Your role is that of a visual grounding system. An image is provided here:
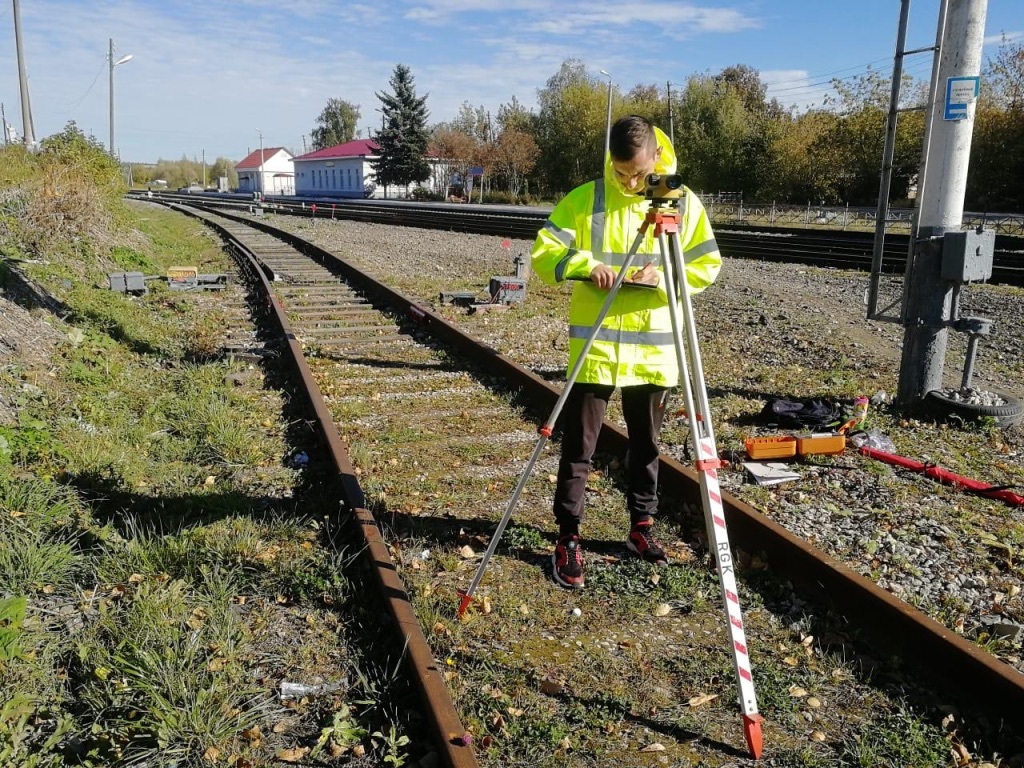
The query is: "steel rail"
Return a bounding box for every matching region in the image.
[162,202,480,768]
[175,200,1024,733]
[135,192,1024,286]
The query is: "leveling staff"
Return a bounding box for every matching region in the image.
[531,115,721,589]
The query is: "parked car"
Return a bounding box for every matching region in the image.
[178,185,203,193]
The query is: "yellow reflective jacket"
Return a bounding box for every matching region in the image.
[530,127,721,387]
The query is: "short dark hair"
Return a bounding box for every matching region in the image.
[609,115,656,161]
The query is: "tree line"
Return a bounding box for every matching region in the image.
[311,39,1023,211]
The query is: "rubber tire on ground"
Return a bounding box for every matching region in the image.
[926,389,1024,428]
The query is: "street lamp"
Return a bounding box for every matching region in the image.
[108,38,132,158]
[600,70,613,159]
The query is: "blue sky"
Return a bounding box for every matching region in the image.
[1,0,1021,164]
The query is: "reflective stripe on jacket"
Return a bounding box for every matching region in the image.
[530,127,722,387]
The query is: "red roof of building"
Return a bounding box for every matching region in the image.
[294,139,379,161]
[236,147,290,169]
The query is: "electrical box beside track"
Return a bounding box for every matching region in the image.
[941,228,994,283]
[488,276,527,304]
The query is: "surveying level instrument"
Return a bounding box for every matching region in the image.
[457,173,764,759]
[643,172,685,200]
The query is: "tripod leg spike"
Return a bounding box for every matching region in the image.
[743,714,764,759]
[456,591,473,618]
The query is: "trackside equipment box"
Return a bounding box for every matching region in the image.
[488,277,527,305]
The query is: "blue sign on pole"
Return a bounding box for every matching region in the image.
[944,76,980,121]
[468,166,484,176]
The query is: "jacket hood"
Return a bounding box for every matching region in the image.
[604,125,677,198]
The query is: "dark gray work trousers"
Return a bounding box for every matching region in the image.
[553,383,669,534]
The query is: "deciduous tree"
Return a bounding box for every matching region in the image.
[492,129,539,197]
[535,59,609,192]
[310,99,361,150]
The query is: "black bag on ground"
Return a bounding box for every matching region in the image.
[761,398,842,429]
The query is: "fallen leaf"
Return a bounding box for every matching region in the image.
[807,697,822,708]
[789,685,809,697]
[653,603,671,617]
[459,545,476,559]
[640,742,666,752]
[275,747,309,762]
[128,573,145,584]
[951,742,971,765]
[800,634,815,647]
[688,693,718,708]
[547,474,558,483]
[432,621,450,635]
[810,731,826,742]
[649,573,661,586]
[203,746,220,763]
[783,656,800,666]
[540,678,564,696]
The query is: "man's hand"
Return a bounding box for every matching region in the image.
[589,264,616,290]
[627,262,660,286]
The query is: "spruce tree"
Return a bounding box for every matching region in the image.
[372,64,431,194]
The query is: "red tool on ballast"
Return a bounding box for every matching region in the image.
[457,175,765,759]
[858,445,1024,507]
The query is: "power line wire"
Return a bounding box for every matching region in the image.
[57,56,108,114]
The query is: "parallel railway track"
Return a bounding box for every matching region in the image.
[138,191,1024,286]
[142,197,1024,765]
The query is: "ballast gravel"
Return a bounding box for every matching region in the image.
[266,213,1024,673]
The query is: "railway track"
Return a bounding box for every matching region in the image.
[138,191,1024,286]
[145,198,1024,765]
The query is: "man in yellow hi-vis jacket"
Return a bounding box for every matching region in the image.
[531,115,722,589]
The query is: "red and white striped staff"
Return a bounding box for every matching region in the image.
[656,200,764,758]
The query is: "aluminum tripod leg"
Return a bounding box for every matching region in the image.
[658,227,763,758]
[457,227,651,617]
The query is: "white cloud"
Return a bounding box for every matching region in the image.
[761,69,826,112]
[983,31,1023,45]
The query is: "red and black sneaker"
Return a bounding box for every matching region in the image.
[552,534,585,589]
[626,522,669,565]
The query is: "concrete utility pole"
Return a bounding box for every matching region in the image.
[667,81,675,146]
[600,70,613,160]
[108,39,133,158]
[1,103,9,145]
[13,0,36,148]
[897,0,988,407]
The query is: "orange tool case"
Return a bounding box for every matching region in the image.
[744,435,797,460]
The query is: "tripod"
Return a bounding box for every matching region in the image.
[457,185,764,758]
